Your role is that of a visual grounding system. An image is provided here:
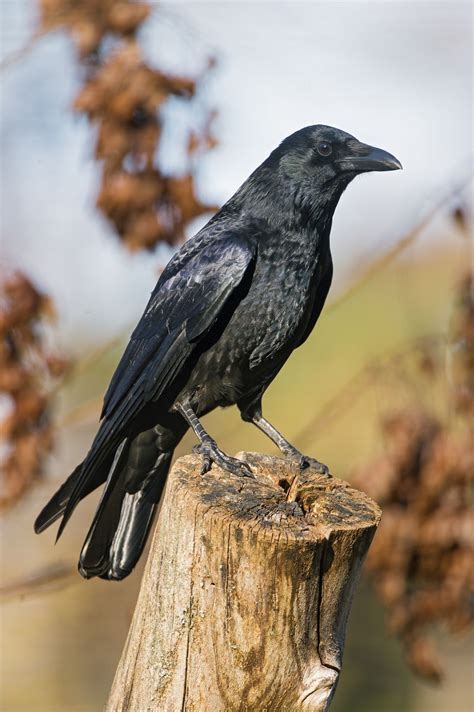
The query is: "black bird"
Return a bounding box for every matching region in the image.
[35,125,401,580]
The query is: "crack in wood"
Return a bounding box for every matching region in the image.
[107,452,381,712]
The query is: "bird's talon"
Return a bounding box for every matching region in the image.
[306,458,331,476]
[196,441,254,479]
[287,451,331,477]
[200,455,211,476]
[239,461,254,478]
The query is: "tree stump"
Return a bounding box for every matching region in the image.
[107,452,381,712]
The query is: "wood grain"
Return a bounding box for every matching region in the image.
[107,451,381,712]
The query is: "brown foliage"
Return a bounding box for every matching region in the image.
[448,271,474,415]
[353,272,474,683]
[39,0,217,251]
[40,1,151,57]
[0,273,68,508]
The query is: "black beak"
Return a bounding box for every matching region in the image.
[337,143,402,173]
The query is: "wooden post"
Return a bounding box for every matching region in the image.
[107,452,381,712]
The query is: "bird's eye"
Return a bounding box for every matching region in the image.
[317,141,332,157]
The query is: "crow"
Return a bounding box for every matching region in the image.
[35,125,401,580]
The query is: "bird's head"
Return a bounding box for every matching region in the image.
[271,124,402,198]
[230,124,402,230]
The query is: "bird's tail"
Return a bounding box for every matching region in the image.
[34,459,113,535]
[78,448,173,580]
[35,424,177,581]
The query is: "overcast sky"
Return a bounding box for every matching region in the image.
[1,1,472,349]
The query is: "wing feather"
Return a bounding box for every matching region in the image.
[102,232,255,418]
[57,231,256,535]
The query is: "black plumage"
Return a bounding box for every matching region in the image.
[35,125,401,580]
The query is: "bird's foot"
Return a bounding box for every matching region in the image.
[283,447,331,476]
[193,440,253,478]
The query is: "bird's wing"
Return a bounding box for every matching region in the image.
[102,230,256,417]
[56,231,256,537]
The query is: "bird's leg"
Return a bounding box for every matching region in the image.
[175,399,253,478]
[240,402,330,476]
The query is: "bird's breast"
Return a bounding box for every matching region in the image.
[184,237,329,412]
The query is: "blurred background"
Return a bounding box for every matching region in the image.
[1,1,473,710]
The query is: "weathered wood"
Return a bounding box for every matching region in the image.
[107,452,381,712]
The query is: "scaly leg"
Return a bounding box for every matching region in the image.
[240,401,330,475]
[176,399,253,477]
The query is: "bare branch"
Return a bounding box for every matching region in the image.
[293,333,444,449]
[327,172,473,314]
[0,563,77,602]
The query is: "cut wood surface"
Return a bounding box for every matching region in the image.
[107,451,381,712]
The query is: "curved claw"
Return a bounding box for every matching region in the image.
[200,453,212,476]
[195,439,254,478]
[284,447,331,477]
[300,456,330,476]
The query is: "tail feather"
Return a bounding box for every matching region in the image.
[79,450,173,580]
[34,458,112,535]
[35,422,179,581]
[56,407,137,540]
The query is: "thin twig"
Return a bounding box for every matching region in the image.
[56,395,102,430]
[327,172,473,314]
[293,333,445,449]
[63,334,123,384]
[0,563,77,602]
[0,29,48,71]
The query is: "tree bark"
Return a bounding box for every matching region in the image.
[107,451,381,712]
